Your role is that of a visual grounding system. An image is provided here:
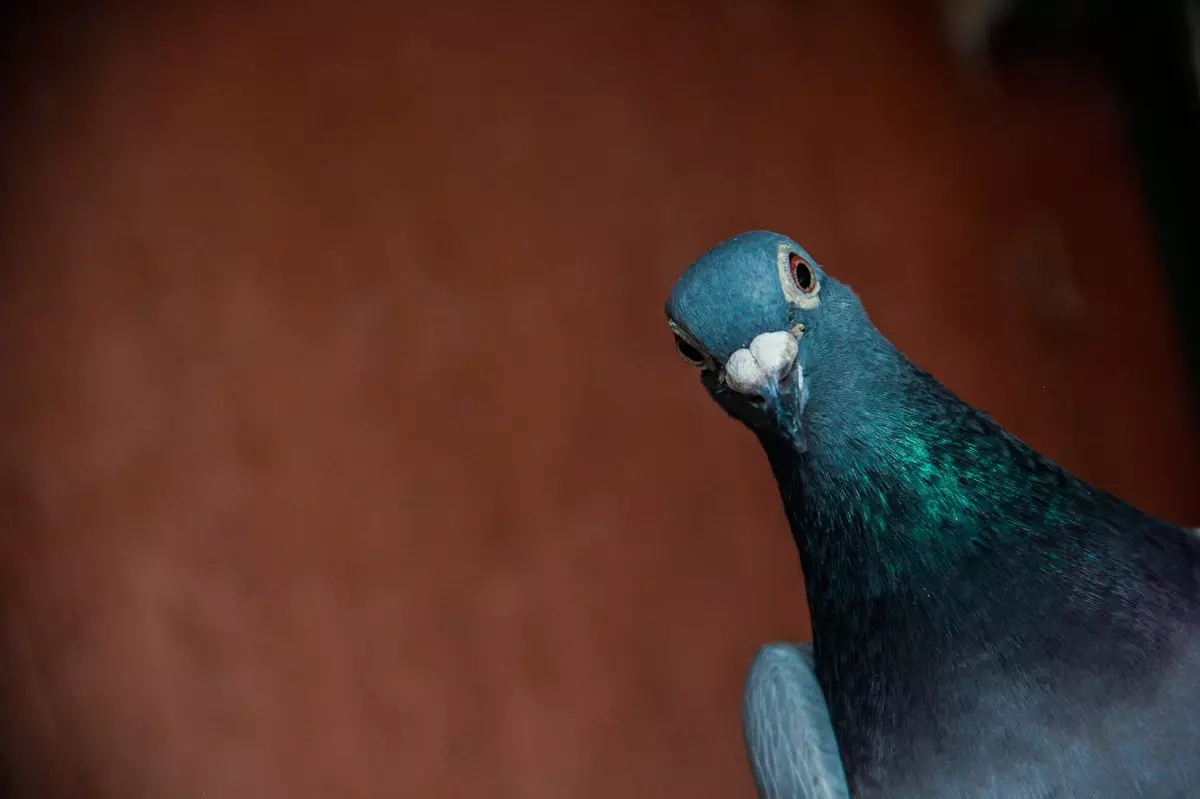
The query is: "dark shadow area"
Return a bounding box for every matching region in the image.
[987,0,1200,408]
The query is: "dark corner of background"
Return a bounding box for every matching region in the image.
[990,0,1200,413]
[0,5,105,796]
[0,0,106,184]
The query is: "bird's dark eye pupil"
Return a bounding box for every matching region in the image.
[789,252,814,292]
[674,334,706,365]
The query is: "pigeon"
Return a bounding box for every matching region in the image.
[665,230,1200,799]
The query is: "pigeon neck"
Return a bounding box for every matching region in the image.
[750,298,1181,781]
[759,320,1107,608]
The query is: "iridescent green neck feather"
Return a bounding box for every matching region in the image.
[761,278,1164,634]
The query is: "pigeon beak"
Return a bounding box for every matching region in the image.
[720,330,800,397]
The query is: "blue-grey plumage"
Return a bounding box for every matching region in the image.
[743,644,850,799]
[667,231,1200,798]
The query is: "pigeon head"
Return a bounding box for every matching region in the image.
[665,230,872,442]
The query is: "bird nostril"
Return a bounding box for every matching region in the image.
[674,333,707,366]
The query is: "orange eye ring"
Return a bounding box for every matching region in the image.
[788,252,817,294]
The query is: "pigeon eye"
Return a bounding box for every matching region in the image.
[789,253,817,294]
[674,333,707,366]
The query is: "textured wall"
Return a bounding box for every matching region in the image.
[0,1,1194,797]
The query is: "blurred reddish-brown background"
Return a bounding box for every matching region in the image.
[0,1,1195,797]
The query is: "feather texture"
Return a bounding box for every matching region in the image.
[743,644,849,799]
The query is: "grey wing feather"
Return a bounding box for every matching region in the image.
[742,643,850,799]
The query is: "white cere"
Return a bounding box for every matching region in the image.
[723,330,800,396]
[724,350,763,395]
